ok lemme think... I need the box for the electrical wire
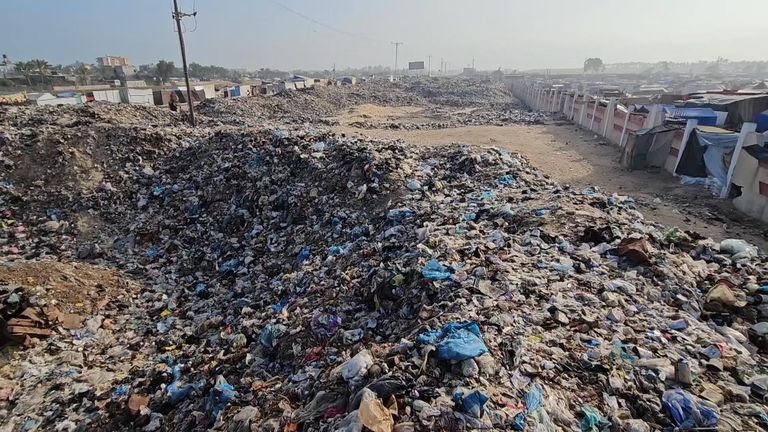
[266,0,388,44]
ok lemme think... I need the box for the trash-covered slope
[1,86,768,432]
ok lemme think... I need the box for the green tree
[14,61,33,86]
[583,58,605,73]
[30,59,50,85]
[155,60,176,84]
[74,63,92,86]
[189,62,203,79]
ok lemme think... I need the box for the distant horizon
[4,0,768,72]
[6,57,768,75]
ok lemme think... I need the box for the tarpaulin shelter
[681,93,768,129]
[621,124,682,170]
[756,110,768,133]
[674,126,739,186]
[153,89,205,106]
[663,107,718,126]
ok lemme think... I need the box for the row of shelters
[511,77,768,224]
[0,74,357,107]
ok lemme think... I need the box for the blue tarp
[756,110,768,133]
[663,107,718,126]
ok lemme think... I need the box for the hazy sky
[4,0,767,71]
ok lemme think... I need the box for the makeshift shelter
[153,89,205,106]
[731,143,768,221]
[681,93,768,129]
[756,110,768,133]
[120,88,153,105]
[87,90,121,103]
[663,107,718,126]
[621,124,682,170]
[674,126,740,192]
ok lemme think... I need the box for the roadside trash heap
[346,104,545,131]
[1,94,768,432]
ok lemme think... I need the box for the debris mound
[1,83,768,431]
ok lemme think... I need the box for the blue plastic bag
[297,246,311,264]
[219,258,239,274]
[512,412,526,430]
[260,323,287,348]
[328,243,351,256]
[498,175,516,186]
[166,364,198,405]
[206,379,236,419]
[662,389,719,429]
[580,406,611,432]
[453,390,488,418]
[422,259,453,280]
[525,383,542,413]
[387,207,415,221]
[416,322,488,361]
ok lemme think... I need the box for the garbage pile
[403,78,512,107]
[347,104,547,130]
[196,78,519,128]
[197,82,426,127]
[1,86,768,432]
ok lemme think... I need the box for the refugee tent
[674,126,740,193]
[153,89,206,106]
[681,93,768,129]
[732,143,768,221]
[621,124,682,170]
[663,106,718,126]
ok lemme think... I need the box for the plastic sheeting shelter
[663,107,718,126]
[681,93,768,129]
[756,110,768,133]
[674,126,739,187]
[621,124,681,170]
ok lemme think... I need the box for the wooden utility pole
[172,0,196,126]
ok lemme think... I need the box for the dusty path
[333,106,768,250]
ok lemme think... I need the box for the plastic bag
[340,350,374,384]
[453,390,488,418]
[416,322,488,361]
[662,389,719,429]
[525,383,543,413]
[719,239,758,260]
[359,388,394,432]
[422,259,453,280]
[580,406,611,432]
[498,175,516,186]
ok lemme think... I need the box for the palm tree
[30,59,50,85]
[14,61,33,86]
[74,63,92,86]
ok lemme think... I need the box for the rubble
[1,79,768,431]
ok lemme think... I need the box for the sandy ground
[333,106,768,250]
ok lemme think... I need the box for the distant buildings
[97,55,136,81]
[96,55,130,67]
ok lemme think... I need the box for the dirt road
[333,105,768,250]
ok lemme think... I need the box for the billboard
[408,61,425,70]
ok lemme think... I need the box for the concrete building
[96,56,130,67]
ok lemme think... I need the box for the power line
[266,0,388,44]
